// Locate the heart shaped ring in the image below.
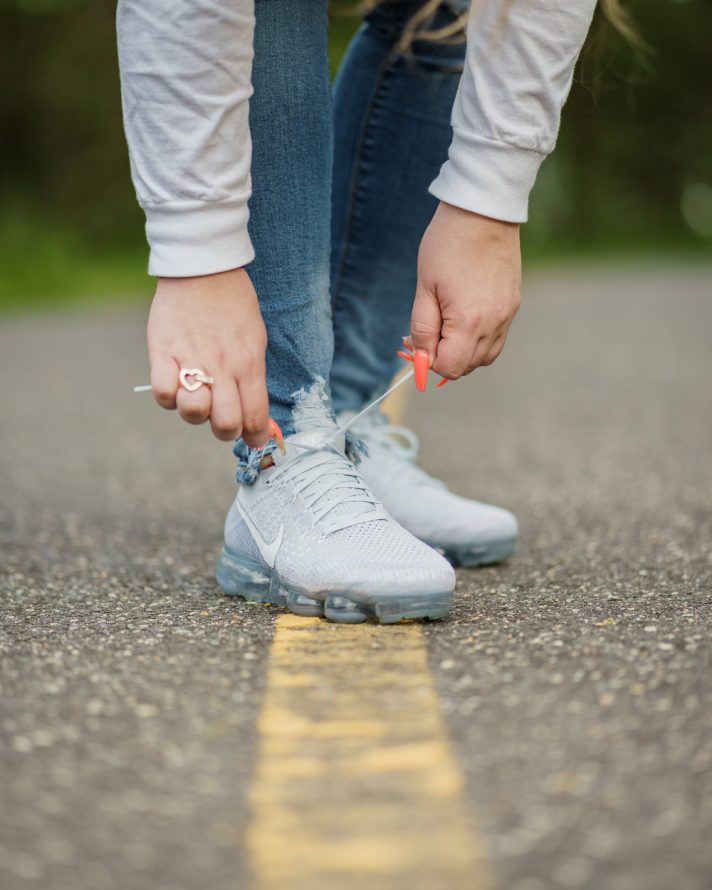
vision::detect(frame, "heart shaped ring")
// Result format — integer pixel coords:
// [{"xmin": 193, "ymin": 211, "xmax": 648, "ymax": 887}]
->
[{"xmin": 179, "ymin": 368, "xmax": 215, "ymax": 392}]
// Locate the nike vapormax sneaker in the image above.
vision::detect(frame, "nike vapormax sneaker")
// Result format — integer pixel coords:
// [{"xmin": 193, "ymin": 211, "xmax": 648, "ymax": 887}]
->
[
  {"xmin": 339, "ymin": 410, "xmax": 518, "ymax": 567},
  {"xmin": 216, "ymin": 427, "xmax": 455, "ymax": 624}
]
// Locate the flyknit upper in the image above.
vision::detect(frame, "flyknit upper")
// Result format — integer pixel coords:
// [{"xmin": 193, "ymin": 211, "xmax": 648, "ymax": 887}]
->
[
  {"xmin": 224, "ymin": 427, "xmax": 455, "ymax": 600},
  {"xmin": 341, "ymin": 410, "xmax": 518, "ymax": 549}
]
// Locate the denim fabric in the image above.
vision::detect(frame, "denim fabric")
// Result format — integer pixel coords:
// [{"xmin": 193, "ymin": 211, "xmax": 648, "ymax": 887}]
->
[
  {"xmin": 330, "ymin": 0, "xmax": 467, "ymax": 413},
  {"xmin": 247, "ymin": 0, "xmax": 335, "ymax": 434},
  {"xmin": 245, "ymin": 0, "xmax": 466, "ymax": 437}
]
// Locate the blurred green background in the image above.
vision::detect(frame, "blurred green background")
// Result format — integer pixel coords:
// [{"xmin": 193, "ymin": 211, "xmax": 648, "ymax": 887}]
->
[{"xmin": 0, "ymin": 0, "xmax": 710, "ymax": 312}]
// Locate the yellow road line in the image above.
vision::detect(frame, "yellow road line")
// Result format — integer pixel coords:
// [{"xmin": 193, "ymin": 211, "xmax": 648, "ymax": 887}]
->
[{"xmin": 247, "ymin": 615, "xmax": 491, "ymax": 890}]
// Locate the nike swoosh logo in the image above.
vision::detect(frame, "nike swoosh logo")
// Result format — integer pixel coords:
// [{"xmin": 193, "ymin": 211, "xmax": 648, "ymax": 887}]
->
[{"xmin": 236, "ymin": 501, "xmax": 284, "ymax": 569}]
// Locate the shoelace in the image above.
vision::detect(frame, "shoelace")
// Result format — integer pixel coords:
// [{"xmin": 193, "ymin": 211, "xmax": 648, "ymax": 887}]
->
[
  {"xmin": 357, "ymin": 417, "xmax": 448, "ymax": 491},
  {"xmin": 266, "ymin": 444, "xmax": 386, "ymax": 535},
  {"xmin": 259, "ymin": 367, "xmax": 418, "ymax": 534}
]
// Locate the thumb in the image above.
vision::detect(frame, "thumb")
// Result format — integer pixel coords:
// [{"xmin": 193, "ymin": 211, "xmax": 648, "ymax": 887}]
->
[{"xmin": 409, "ymin": 281, "xmax": 442, "ymax": 367}]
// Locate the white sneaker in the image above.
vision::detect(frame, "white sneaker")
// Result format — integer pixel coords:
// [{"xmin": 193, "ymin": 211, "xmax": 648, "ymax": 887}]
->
[
  {"xmin": 340, "ymin": 410, "xmax": 518, "ymax": 567},
  {"xmin": 216, "ymin": 426, "xmax": 455, "ymax": 623}
]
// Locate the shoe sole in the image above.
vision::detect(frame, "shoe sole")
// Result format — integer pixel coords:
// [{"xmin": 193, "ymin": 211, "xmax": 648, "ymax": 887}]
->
[
  {"xmin": 216, "ymin": 546, "xmax": 452, "ymax": 625},
  {"xmin": 441, "ymin": 537, "xmax": 516, "ymax": 568}
]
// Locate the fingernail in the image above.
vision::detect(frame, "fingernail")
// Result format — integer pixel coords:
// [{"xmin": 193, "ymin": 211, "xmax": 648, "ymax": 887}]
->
[
  {"xmin": 396, "ymin": 350, "xmax": 414, "ymax": 362},
  {"xmin": 436, "ymin": 377, "xmax": 449, "ymax": 388},
  {"xmin": 414, "ymin": 349, "xmax": 429, "ymax": 392},
  {"xmin": 268, "ymin": 417, "xmax": 286, "ymax": 454}
]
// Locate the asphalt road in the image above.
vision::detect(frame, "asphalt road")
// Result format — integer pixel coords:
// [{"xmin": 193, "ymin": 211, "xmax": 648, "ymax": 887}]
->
[{"xmin": 1, "ymin": 261, "xmax": 711, "ymax": 889}]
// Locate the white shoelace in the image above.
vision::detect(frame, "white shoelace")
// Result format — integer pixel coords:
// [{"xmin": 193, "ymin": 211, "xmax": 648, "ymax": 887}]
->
[
  {"xmin": 266, "ymin": 445, "xmax": 386, "ymax": 535},
  {"xmin": 259, "ymin": 367, "xmax": 418, "ymax": 535},
  {"xmin": 357, "ymin": 416, "xmax": 448, "ymax": 491}
]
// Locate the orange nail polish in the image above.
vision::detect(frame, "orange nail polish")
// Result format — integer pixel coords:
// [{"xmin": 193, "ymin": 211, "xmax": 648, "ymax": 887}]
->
[
  {"xmin": 397, "ymin": 350, "xmax": 414, "ymax": 362},
  {"xmin": 268, "ymin": 417, "xmax": 286, "ymax": 454},
  {"xmin": 414, "ymin": 349, "xmax": 429, "ymax": 392},
  {"xmin": 436, "ymin": 377, "xmax": 449, "ymax": 388}
]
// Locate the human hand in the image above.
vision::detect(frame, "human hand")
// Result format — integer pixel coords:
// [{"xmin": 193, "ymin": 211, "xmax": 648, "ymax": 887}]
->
[
  {"xmin": 147, "ymin": 267, "xmax": 271, "ymax": 446},
  {"xmin": 410, "ymin": 201, "xmax": 522, "ymax": 380}
]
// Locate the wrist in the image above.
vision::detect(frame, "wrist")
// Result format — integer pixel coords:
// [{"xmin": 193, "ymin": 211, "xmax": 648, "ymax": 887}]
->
[
  {"xmin": 158, "ymin": 266, "xmax": 246, "ymax": 286},
  {"xmin": 437, "ymin": 201, "xmax": 520, "ymax": 232}
]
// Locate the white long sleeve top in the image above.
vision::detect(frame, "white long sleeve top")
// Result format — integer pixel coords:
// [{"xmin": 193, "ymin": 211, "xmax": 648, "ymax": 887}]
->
[{"xmin": 117, "ymin": 0, "xmax": 597, "ymax": 277}]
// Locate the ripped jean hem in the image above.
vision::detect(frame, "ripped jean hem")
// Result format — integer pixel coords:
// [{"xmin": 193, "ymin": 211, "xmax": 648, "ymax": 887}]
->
[
  {"xmin": 234, "ymin": 439, "xmax": 280, "ymax": 486},
  {"xmin": 233, "ymin": 432, "xmax": 368, "ymax": 486}
]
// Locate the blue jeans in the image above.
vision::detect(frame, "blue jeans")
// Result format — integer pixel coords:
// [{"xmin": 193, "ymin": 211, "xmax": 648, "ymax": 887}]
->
[{"xmin": 246, "ymin": 0, "xmax": 466, "ymax": 436}]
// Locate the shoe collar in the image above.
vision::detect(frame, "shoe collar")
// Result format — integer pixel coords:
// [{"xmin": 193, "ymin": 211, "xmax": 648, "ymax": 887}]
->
[
  {"xmin": 337, "ymin": 409, "xmax": 420, "ymax": 461},
  {"xmin": 275, "ymin": 425, "xmax": 346, "ymax": 466}
]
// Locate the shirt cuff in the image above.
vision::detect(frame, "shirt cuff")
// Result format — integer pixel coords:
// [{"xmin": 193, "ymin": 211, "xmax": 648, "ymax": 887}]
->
[
  {"xmin": 144, "ymin": 199, "xmax": 255, "ymax": 277},
  {"xmin": 429, "ymin": 128, "xmax": 545, "ymax": 224}
]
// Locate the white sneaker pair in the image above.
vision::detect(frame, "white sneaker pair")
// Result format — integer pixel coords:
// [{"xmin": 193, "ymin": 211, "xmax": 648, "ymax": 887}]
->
[{"xmin": 217, "ymin": 414, "xmax": 516, "ymax": 624}]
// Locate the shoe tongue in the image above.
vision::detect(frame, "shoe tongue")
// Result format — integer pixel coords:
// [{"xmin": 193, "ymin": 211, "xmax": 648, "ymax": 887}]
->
[
  {"xmin": 271, "ymin": 425, "xmax": 381, "ymax": 528},
  {"xmin": 275, "ymin": 426, "xmax": 345, "ymax": 465}
]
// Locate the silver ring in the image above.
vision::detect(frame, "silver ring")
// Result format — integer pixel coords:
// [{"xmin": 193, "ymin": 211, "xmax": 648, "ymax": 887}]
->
[{"xmin": 179, "ymin": 367, "xmax": 215, "ymax": 392}]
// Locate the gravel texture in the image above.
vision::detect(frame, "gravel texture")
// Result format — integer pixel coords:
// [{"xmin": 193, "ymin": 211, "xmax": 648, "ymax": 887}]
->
[{"xmin": 1, "ymin": 262, "xmax": 711, "ymax": 889}]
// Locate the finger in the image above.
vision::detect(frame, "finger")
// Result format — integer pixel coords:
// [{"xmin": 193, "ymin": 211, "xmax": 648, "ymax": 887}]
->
[
  {"xmin": 176, "ymin": 381, "xmax": 212, "ymax": 425},
  {"xmin": 469, "ymin": 334, "xmax": 495, "ymax": 371},
  {"xmin": 210, "ymin": 377, "xmax": 243, "ymax": 441},
  {"xmin": 432, "ymin": 332, "xmax": 482, "ymax": 380},
  {"xmin": 409, "ymin": 282, "xmax": 442, "ymax": 367},
  {"xmin": 237, "ymin": 363, "xmax": 270, "ymax": 448},
  {"xmin": 482, "ymin": 332, "xmax": 507, "ymax": 367},
  {"xmin": 150, "ymin": 354, "xmax": 179, "ymax": 409}
]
